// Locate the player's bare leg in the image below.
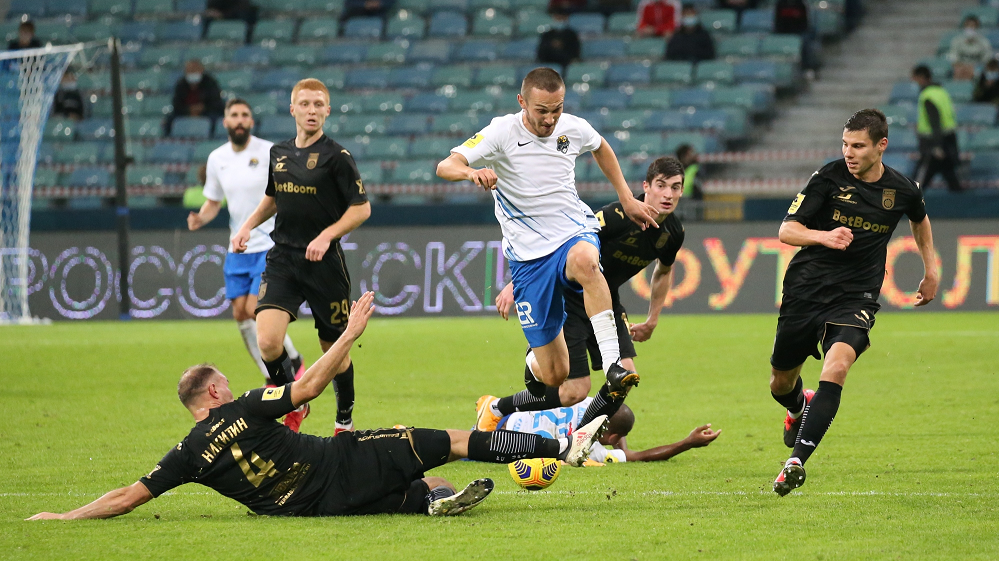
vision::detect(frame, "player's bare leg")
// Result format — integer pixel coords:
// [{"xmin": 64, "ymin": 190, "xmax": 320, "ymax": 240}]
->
[
  {"xmin": 234, "ymin": 295, "xmax": 302, "ymax": 383},
  {"xmin": 321, "ymin": 338, "xmax": 355, "ymax": 434},
  {"xmin": 528, "ymin": 333, "xmax": 571, "ymax": 387}
]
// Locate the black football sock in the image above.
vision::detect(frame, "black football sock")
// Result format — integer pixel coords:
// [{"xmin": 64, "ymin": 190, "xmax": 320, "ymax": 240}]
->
[
  {"xmin": 791, "ymin": 380, "xmax": 842, "ymax": 465},
  {"xmin": 466, "ymin": 430, "xmax": 560, "ymax": 463},
  {"xmin": 333, "ymin": 363, "xmax": 355, "ymax": 424},
  {"xmin": 263, "ymin": 350, "xmax": 294, "ymax": 386},
  {"xmin": 772, "ymin": 375, "xmax": 805, "ymax": 414},
  {"xmin": 524, "ymin": 364, "xmax": 547, "ymax": 397},
  {"xmin": 422, "ymin": 486, "xmax": 455, "ymax": 515},
  {"xmin": 578, "ymin": 384, "xmax": 625, "ymax": 428},
  {"xmin": 496, "ymin": 386, "xmax": 562, "ymax": 416}
]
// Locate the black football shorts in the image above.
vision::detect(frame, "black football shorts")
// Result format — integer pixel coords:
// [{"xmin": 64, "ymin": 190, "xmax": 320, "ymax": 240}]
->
[
  {"xmin": 255, "ymin": 243, "xmax": 352, "ymax": 342},
  {"xmin": 564, "ymin": 292, "xmax": 637, "ymax": 379},
  {"xmin": 770, "ymin": 296, "xmax": 881, "ymax": 371}
]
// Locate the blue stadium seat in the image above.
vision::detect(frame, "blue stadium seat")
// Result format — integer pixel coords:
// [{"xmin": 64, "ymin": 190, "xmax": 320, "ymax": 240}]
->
[
  {"xmin": 258, "ymin": 117, "xmax": 298, "ymax": 140},
  {"xmin": 450, "ymin": 91, "xmax": 496, "ymax": 111},
  {"xmin": 124, "ymin": 71, "xmax": 163, "ymax": 93},
  {"xmin": 885, "ymin": 127, "xmax": 917, "ymax": 152},
  {"xmin": 171, "ymin": 117, "xmax": 212, "ymax": 139},
  {"xmin": 148, "ymin": 142, "xmax": 193, "ymax": 163},
  {"xmin": 134, "ymin": 0, "xmax": 171, "ymax": 16},
  {"xmin": 48, "ymin": 0, "xmax": 88, "ymax": 18},
  {"xmin": 739, "ymin": 8, "xmax": 774, "ymax": 33},
  {"xmin": 71, "ymin": 21, "xmax": 119, "ymax": 42},
  {"xmin": 186, "ymin": 44, "xmax": 232, "ymax": 67},
  {"xmin": 298, "ymin": 0, "xmax": 346, "ymax": 13},
  {"xmin": 568, "ymin": 13, "xmax": 605, "ymax": 35},
  {"xmin": 389, "ymin": 160, "xmax": 440, "ymax": 183},
  {"xmin": 66, "ymin": 197, "xmax": 108, "ymax": 210},
  {"xmin": 943, "ymin": 80, "xmax": 974, "ymax": 103},
  {"xmin": 585, "ymin": 89, "xmax": 629, "ymax": 110},
  {"xmin": 157, "ymin": 21, "xmax": 203, "ymax": 43},
  {"xmin": 343, "ymin": 16, "xmax": 384, "ymax": 39},
  {"xmin": 216, "ymin": 69, "xmax": 254, "ymax": 91},
  {"xmin": 9, "ymin": 0, "xmax": 46, "ymax": 19},
  {"xmin": 299, "ymin": 18, "xmax": 341, "ymax": 41},
  {"xmin": 644, "ymin": 110, "xmax": 687, "ymax": 131},
  {"xmin": 257, "ymin": 68, "xmax": 305, "ymax": 91},
  {"xmin": 367, "ymin": 137, "xmax": 411, "ymax": 159},
  {"xmin": 969, "ymin": 128, "xmax": 999, "ymax": 151},
  {"xmin": 956, "ymin": 103, "xmax": 997, "ymax": 127},
  {"xmin": 684, "ymin": 108, "xmax": 729, "ymax": 132},
  {"xmin": 272, "ymin": 45, "xmax": 319, "ymax": 66},
  {"xmin": 89, "ymin": 0, "xmax": 131, "ymax": 17},
  {"xmin": 663, "ymin": 131, "xmax": 720, "ymax": 154},
  {"xmin": 406, "ymin": 92, "xmax": 449, "ymax": 113},
  {"xmin": 472, "ymin": 10, "xmax": 514, "ymax": 37},
  {"xmin": 733, "ymin": 60, "xmax": 778, "ymax": 84},
  {"xmin": 629, "ymin": 89, "xmax": 671, "ymax": 109},
  {"xmin": 429, "ymin": 12, "xmax": 468, "ymax": 37},
  {"xmin": 339, "ymin": 115, "xmax": 385, "ymax": 136},
  {"xmin": 408, "ymin": 137, "xmax": 459, "ymax": 159},
  {"xmin": 44, "ymin": 119, "xmax": 76, "ymax": 142},
  {"xmin": 470, "ymin": 0, "xmax": 510, "ymax": 10},
  {"xmin": 882, "ymin": 153, "xmax": 916, "ymax": 177},
  {"xmin": 671, "ymin": 88, "xmax": 714, "ymax": 108},
  {"xmin": 407, "ymin": 40, "xmax": 452, "ymax": 64},
  {"xmin": 363, "ymin": 92, "xmax": 406, "ymax": 113},
  {"xmin": 33, "ymin": 168, "xmax": 59, "ymax": 188},
  {"xmin": 140, "ymin": 46, "xmax": 186, "ymax": 69},
  {"xmin": 652, "ymin": 61, "xmax": 693, "ymax": 85},
  {"xmin": 127, "ymin": 165, "xmax": 166, "ymax": 187},
  {"xmin": 389, "ymin": 66, "xmax": 434, "ymax": 88},
  {"xmin": 500, "ymin": 37, "xmax": 538, "ymax": 60},
  {"xmin": 387, "ymin": 114, "xmax": 431, "ymax": 135},
  {"xmin": 516, "ymin": 11, "xmax": 554, "ymax": 37},
  {"xmin": 888, "ymin": 81, "xmax": 920, "ymax": 105},
  {"xmin": 118, "ymin": 22, "xmax": 157, "ymax": 43},
  {"xmin": 760, "ymin": 34, "xmax": 802, "ymax": 61},
  {"xmin": 474, "ymin": 64, "xmax": 518, "ymax": 87},
  {"xmin": 627, "ymin": 38, "xmax": 665, "ymax": 58},
  {"xmin": 253, "ymin": 19, "xmax": 296, "ymax": 42},
  {"xmin": 961, "ymin": 6, "xmax": 999, "ymax": 28},
  {"xmin": 316, "ymin": 66, "xmax": 347, "ymax": 90},
  {"xmin": 67, "ymin": 167, "xmax": 111, "ymax": 187},
  {"xmin": 565, "ymin": 62, "xmax": 607, "ymax": 86},
  {"xmin": 346, "ymin": 68, "xmax": 391, "ymax": 89},
  {"xmin": 431, "ymin": 65, "xmax": 473, "ymax": 87},
  {"xmin": 603, "ymin": 109, "xmax": 647, "ymax": 131},
  {"xmin": 701, "ymin": 9, "xmax": 737, "ymax": 32},
  {"xmin": 386, "ymin": 13, "xmax": 427, "ymax": 39},
  {"xmin": 880, "ymin": 104, "xmax": 918, "ymax": 127},
  {"xmin": 206, "ymin": 20, "xmax": 247, "ymax": 43},
  {"xmin": 717, "ymin": 34, "xmax": 760, "ymax": 58},
  {"xmin": 355, "ymin": 161, "xmax": 384, "ymax": 184},
  {"xmin": 607, "ymin": 63, "xmax": 651, "ymax": 85},
  {"xmin": 456, "ymin": 40, "xmax": 498, "ymax": 62},
  {"xmin": 582, "ymin": 38, "xmax": 627, "ymax": 60},
  {"xmin": 695, "ymin": 61, "xmax": 735, "ymax": 84},
  {"xmin": 176, "ymin": 0, "xmax": 207, "ymax": 12},
  {"xmin": 430, "ymin": 113, "xmax": 483, "ymax": 135},
  {"xmin": 618, "ymin": 132, "xmax": 663, "ymax": 155},
  {"xmin": 52, "ymin": 142, "xmax": 102, "ymax": 165},
  {"xmin": 76, "ymin": 119, "xmax": 115, "ymax": 140},
  {"xmin": 365, "ymin": 42, "xmax": 408, "ymax": 64},
  {"xmin": 321, "ymin": 43, "xmax": 367, "ymax": 64},
  {"xmin": 396, "ymin": 0, "xmax": 432, "ymax": 15},
  {"xmin": 430, "ymin": 0, "xmax": 469, "ymax": 11},
  {"xmin": 607, "ymin": 12, "xmax": 636, "ymax": 34}
]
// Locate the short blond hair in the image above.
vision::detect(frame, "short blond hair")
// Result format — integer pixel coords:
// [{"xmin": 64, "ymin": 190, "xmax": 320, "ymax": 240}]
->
[{"xmin": 291, "ymin": 78, "xmax": 329, "ymax": 103}]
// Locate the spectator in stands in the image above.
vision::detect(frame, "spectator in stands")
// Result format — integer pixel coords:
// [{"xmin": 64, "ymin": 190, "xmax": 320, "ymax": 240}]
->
[
  {"xmin": 341, "ymin": 0, "xmax": 396, "ymax": 21},
  {"xmin": 204, "ymin": 0, "xmax": 259, "ymax": 44},
  {"xmin": 973, "ymin": 59, "xmax": 999, "ymax": 105},
  {"xmin": 774, "ymin": 0, "xmax": 819, "ymax": 78},
  {"xmin": 948, "ymin": 15, "xmax": 992, "ymax": 81},
  {"xmin": 636, "ymin": 0, "xmax": 680, "ymax": 37},
  {"xmin": 665, "ymin": 4, "xmax": 716, "ymax": 63},
  {"xmin": 7, "ymin": 21, "xmax": 42, "ymax": 50},
  {"xmin": 716, "ymin": 0, "xmax": 758, "ymax": 24},
  {"xmin": 52, "ymin": 70, "xmax": 84, "ymax": 121},
  {"xmin": 537, "ymin": 6, "xmax": 581, "ymax": 73},
  {"xmin": 167, "ymin": 60, "xmax": 225, "ymax": 137},
  {"xmin": 676, "ymin": 144, "xmax": 703, "ymax": 201},
  {"xmin": 912, "ymin": 64, "xmax": 962, "ymax": 192}
]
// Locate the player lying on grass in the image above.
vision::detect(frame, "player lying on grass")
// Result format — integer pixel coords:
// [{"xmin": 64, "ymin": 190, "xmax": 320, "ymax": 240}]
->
[
  {"xmin": 491, "ymin": 396, "xmax": 720, "ymax": 464},
  {"xmin": 27, "ymin": 293, "xmax": 608, "ymax": 520}
]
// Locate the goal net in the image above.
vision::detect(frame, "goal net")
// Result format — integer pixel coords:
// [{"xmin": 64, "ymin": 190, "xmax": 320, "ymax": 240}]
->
[{"xmin": 0, "ymin": 43, "xmax": 83, "ymax": 324}]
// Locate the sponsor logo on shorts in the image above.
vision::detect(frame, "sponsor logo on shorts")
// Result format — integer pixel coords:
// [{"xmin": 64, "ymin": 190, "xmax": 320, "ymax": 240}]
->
[{"xmin": 516, "ymin": 301, "xmax": 536, "ymax": 327}]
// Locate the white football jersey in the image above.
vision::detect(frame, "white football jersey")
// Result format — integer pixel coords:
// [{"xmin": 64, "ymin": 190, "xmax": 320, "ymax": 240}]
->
[
  {"xmin": 504, "ymin": 397, "xmax": 627, "ymax": 463},
  {"xmin": 451, "ymin": 111, "xmax": 602, "ymax": 262},
  {"xmin": 203, "ymin": 135, "xmax": 275, "ymax": 254}
]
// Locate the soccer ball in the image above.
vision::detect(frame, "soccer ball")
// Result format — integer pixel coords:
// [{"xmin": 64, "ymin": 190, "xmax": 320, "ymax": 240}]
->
[{"xmin": 508, "ymin": 457, "xmax": 561, "ymax": 490}]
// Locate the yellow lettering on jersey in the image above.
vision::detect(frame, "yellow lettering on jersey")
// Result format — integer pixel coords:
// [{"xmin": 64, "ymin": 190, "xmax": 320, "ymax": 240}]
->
[
  {"xmin": 595, "ymin": 210, "xmax": 605, "ymax": 227},
  {"xmin": 830, "ymin": 209, "xmax": 891, "ymax": 233},
  {"xmin": 787, "ymin": 193, "xmax": 805, "ymax": 214},
  {"xmin": 274, "ymin": 162, "xmax": 287, "ymax": 172},
  {"xmin": 462, "ymin": 134, "xmax": 484, "ymax": 149},
  {"xmin": 262, "ymin": 386, "xmax": 285, "ymax": 401},
  {"xmin": 274, "ymin": 182, "xmax": 317, "ymax": 194}
]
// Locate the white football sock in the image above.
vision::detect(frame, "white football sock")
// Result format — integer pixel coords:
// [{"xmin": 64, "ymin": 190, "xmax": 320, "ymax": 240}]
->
[
  {"xmin": 557, "ymin": 438, "xmax": 569, "ymax": 455},
  {"xmin": 489, "ymin": 399, "xmax": 502, "ymax": 418},
  {"xmin": 283, "ymin": 333, "xmax": 300, "ymax": 360},
  {"xmin": 589, "ymin": 310, "xmax": 621, "ymax": 372},
  {"xmin": 237, "ymin": 319, "xmax": 269, "ymax": 379},
  {"xmin": 526, "ymin": 350, "xmax": 541, "ymax": 382}
]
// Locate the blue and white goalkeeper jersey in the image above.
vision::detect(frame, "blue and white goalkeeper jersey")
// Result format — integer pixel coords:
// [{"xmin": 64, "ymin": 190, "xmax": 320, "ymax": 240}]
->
[{"xmin": 451, "ymin": 111, "xmax": 602, "ymax": 262}]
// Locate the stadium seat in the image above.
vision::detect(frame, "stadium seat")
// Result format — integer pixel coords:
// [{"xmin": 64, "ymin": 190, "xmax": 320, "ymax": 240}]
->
[
  {"xmin": 473, "ymin": 64, "xmax": 518, "ymax": 87},
  {"xmin": 126, "ymin": 119, "xmax": 163, "ymax": 138},
  {"xmin": 565, "ymin": 62, "xmax": 607, "ymax": 87},
  {"xmin": 714, "ymin": 85, "xmax": 762, "ymax": 112},
  {"xmin": 695, "ymin": 61, "xmax": 735, "ymax": 84},
  {"xmin": 880, "ymin": 104, "xmax": 917, "ymax": 128},
  {"xmin": 299, "ymin": 18, "xmax": 340, "ymax": 41},
  {"xmin": 663, "ymin": 131, "xmax": 719, "ymax": 153},
  {"xmin": 627, "ymin": 38, "xmax": 665, "ymax": 58},
  {"xmin": 176, "ymin": 0, "xmax": 207, "ymax": 14},
  {"xmin": 888, "ymin": 81, "xmax": 920, "ymax": 105},
  {"xmin": 969, "ymin": 128, "xmax": 999, "ymax": 151},
  {"xmin": 258, "ymin": 118, "xmax": 298, "ymax": 140},
  {"xmin": 89, "ymin": 0, "xmax": 131, "ymax": 17},
  {"xmin": 33, "ymin": 167, "xmax": 60, "ymax": 188},
  {"xmin": 206, "ymin": 21, "xmax": 248, "ymax": 43},
  {"xmin": 618, "ymin": 132, "xmax": 663, "ymax": 155},
  {"xmin": 603, "ymin": 109, "xmax": 648, "ymax": 131},
  {"xmin": 365, "ymin": 42, "xmax": 408, "ymax": 64},
  {"xmin": 582, "ymin": 38, "xmax": 627, "ymax": 60},
  {"xmin": 362, "ymin": 92, "xmax": 406, "ymax": 113},
  {"xmin": 701, "ymin": 9, "xmax": 737, "ymax": 32},
  {"xmin": 473, "ymin": 10, "xmax": 514, "ymax": 37},
  {"xmin": 389, "ymin": 66, "xmax": 433, "ymax": 88},
  {"xmin": 315, "ymin": 66, "xmax": 347, "ymax": 90},
  {"xmin": 253, "ymin": 19, "xmax": 296, "ymax": 43},
  {"xmin": 118, "ymin": 22, "xmax": 157, "ymax": 43},
  {"xmin": 157, "ymin": 21, "xmax": 203, "ymax": 43},
  {"xmin": 760, "ymin": 34, "xmax": 802, "ymax": 61},
  {"xmin": 586, "ymin": 89, "xmax": 629, "ymax": 110},
  {"xmin": 330, "ymin": 94, "xmax": 364, "ymax": 114},
  {"xmin": 882, "ymin": 127, "xmax": 917, "ymax": 152},
  {"xmin": 272, "ymin": 45, "xmax": 318, "ymax": 66},
  {"xmin": 733, "ymin": 60, "xmax": 778, "ymax": 84},
  {"xmin": 430, "ymin": 113, "xmax": 482, "ymax": 135},
  {"xmin": 739, "ymin": 8, "xmax": 774, "ymax": 33},
  {"xmin": 139, "ymin": 46, "xmax": 185, "ymax": 69},
  {"xmin": 185, "ymin": 44, "xmax": 231, "ymax": 67},
  {"xmin": 430, "ymin": 0, "xmax": 469, "ymax": 11},
  {"xmin": 72, "ymin": 21, "xmax": 119, "ymax": 42},
  {"xmin": 320, "ymin": 43, "xmax": 366, "ymax": 64},
  {"xmin": 124, "ymin": 71, "xmax": 162, "ymax": 93},
  {"xmin": 428, "ymin": 12, "xmax": 468, "ymax": 37},
  {"xmin": 67, "ymin": 167, "xmax": 111, "ymax": 187},
  {"xmin": 192, "ymin": 141, "xmax": 218, "ymax": 161},
  {"xmin": 134, "ymin": 0, "xmax": 173, "ymax": 16},
  {"xmin": 339, "ymin": 115, "xmax": 386, "ymax": 135},
  {"xmin": 367, "ymin": 137, "xmax": 412, "ymax": 160},
  {"xmin": 629, "ymin": 89, "xmax": 671, "ymax": 109},
  {"xmin": 652, "ymin": 61, "xmax": 693, "ymax": 85},
  {"xmin": 882, "ymin": 153, "xmax": 916, "ymax": 177},
  {"xmin": 685, "ymin": 108, "xmax": 729, "ymax": 132},
  {"xmin": 569, "ymin": 13, "xmax": 605, "ymax": 36},
  {"xmin": 386, "ymin": 13, "xmax": 427, "ymax": 39},
  {"xmin": 171, "ymin": 117, "xmax": 212, "ymax": 139},
  {"xmin": 500, "ymin": 38, "xmax": 538, "ymax": 60},
  {"xmin": 408, "ymin": 136, "xmax": 457, "ymax": 159},
  {"xmin": 431, "ymin": 65, "xmax": 473, "ymax": 87},
  {"xmin": 943, "ymin": 80, "xmax": 974, "ymax": 104},
  {"xmin": 77, "ymin": 119, "xmax": 115, "ymax": 140},
  {"xmin": 607, "ymin": 12, "xmax": 636, "ymax": 34},
  {"xmin": 644, "ymin": 110, "xmax": 687, "ymax": 131},
  {"xmin": 388, "ymin": 160, "xmax": 439, "ymax": 183},
  {"xmin": 386, "ymin": 114, "xmax": 431, "ymax": 135},
  {"xmin": 240, "ymin": 93, "xmax": 279, "ymax": 116},
  {"xmin": 516, "ymin": 11, "xmax": 554, "ymax": 37},
  {"xmin": 917, "ymin": 57, "xmax": 951, "ymax": 82},
  {"xmin": 127, "ymin": 165, "xmax": 167, "ymax": 187},
  {"xmin": 232, "ymin": 46, "xmax": 272, "ymax": 66},
  {"xmin": 407, "ymin": 40, "xmax": 452, "ymax": 64},
  {"xmin": 671, "ymin": 88, "xmax": 714, "ymax": 108},
  {"xmin": 299, "ymin": 0, "xmax": 345, "ymax": 13},
  {"xmin": 355, "ymin": 161, "xmax": 384, "ymax": 184},
  {"xmin": 343, "ymin": 16, "xmax": 384, "ymax": 40},
  {"xmin": 608, "ymin": 63, "xmax": 651, "ymax": 85},
  {"xmin": 406, "ymin": 92, "xmax": 449, "ymax": 112},
  {"xmin": 961, "ymin": 6, "xmax": 999, "ymax": 28},
  {"xmin": 215, "ymin": 69, "xmax": 254, "ymax": 92},
  {"xmin": 8, "ymin": 0, "xmax": 45, "ymax": 18},
  {"xmin": 52, "ymin": 142, "xmax": 102, "ymax": 165},
  {"xmin": 956, "ymin": 103, "xmax": 997, "ymax": 127},
  {"xmin": 450, "ymin": 91, "xmax": 496, "ymax": 111},
  {"xmin": 397, "ymin": 0, "xmax": 432, "ymax": 14},
  {"xmin": 34, "ymin": 21, "xmax": 73, "ymax": 43},
  {"xmin": 257, "ymin": 68, "xmax": 304, "ymax": 91},
  {"xmin": 456, "ymin": 40, "xmax": 498, "ymax": 62},
  {"xmin": 346, "ymin": 68, "xmax": 391, "ymax": 89},
  {"xmin": 43, "ymin": 119, "xmax": 76, "ymax": 142},
  {"xmin": 470, "ymin": 0, "xmax": 510, "ymax": 11},
  {"xmin": 511, "ymin": 0, "xmax": 546, "ymax": 10},
  {"xmin": 717, "ymin": 34, "xmax": 760, "ymax": 58},
  {"xmin": 935, "ymin": 30, "xmax": 960, "ymax": 57}
]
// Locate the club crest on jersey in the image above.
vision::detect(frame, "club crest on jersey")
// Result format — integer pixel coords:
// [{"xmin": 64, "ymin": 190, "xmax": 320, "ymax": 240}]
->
[
  {"xmin": 882, "ymin": 189, "xmax": 896, "ymax": 209},
  {"xmin": 556, "ymin": 135, "xmax": 569, "ymax": 154},
  {"xmin": 249, "ymin": 158, "xmax": 259, "ymax": 168},
  {"xmin": 307, "ymin": 153, "xmax": 319, "ymax": 169},
  {"xmin": 656, "ymin": 231, "xmax": 671, "ymax": 249}
]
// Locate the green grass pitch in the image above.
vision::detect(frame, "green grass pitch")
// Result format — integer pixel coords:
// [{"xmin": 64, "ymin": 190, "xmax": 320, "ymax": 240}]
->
[{"xmin": 3, "ymin": 312, "xmax": 997, "ymax": 560}]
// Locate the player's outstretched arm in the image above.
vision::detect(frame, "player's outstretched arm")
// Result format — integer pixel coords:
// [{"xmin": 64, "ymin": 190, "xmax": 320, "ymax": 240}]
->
[
  {"xmin": 910, "ymin": 216, "xmax": 939, "ymax": 307},
  {"xmin": 779, "ymin": 220, "xmax": 853, "ymax": 250},
  {"xmin": 436, "ymin": 152, "xmax": 497, "ymax": 190},
  {"xmin": 495, "ymin": 282, "xmax": 515, "ymax": 320},
  {"xmin": 187, "ymin": 199, "xmax": 222, "ymax": 231},
  {"xmin": 232, "ymin": 195, "xmax": 277, "ymax": 253},
  {"xmin": 622, "ymin": 424, "xmax": 721, "ymax": 462},
  {"xmin": 591, "ymin": 138, "xmax": 658, "ymax": 230},
  {"xmin": 631, "ymin": 262, "xmax": 672, "ymax": 342},
  {"xmin": 306, "ymin": 202, "xmax": 372, "ymax": 261},
  {"xmin": 26, "ymin": 481, "xmax": 153, "ymax": 521},
  {"xmin": 291, "ymin": 292, "xmax": 375, "ymax": 406}
]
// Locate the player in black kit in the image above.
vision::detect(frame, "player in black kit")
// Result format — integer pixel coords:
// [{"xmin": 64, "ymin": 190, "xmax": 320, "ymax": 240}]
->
[
  {"xmin": 234, "ymin": 79, "xmax": 370, "ymax": 435},
  {"xmin": 475, "ymin": 157, "xmax": 686, "ymax": 432},
  {"xmin": 27, "ymin": 293, "xmax": 609, "ymax": 520},
  {"xmin": 770, "ymin": 109, "xmax": 939, "ymax": 496}
]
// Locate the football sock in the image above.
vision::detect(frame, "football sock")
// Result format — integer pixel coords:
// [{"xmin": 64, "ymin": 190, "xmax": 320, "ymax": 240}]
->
[
  {"xmin": 524, "ymin": 351, "xmax": 546, "ymax": 397},
  {"xmin": 773, "ymin": 376, "xmax": 806, "ymax": 418},
  {"xmin": 496, "ymin": 386, "xmax": 562, "ymax": 416},
  {"xmin": 590, "ymin": 310, "xmax": 621, "ymax": 373},
  {"xmin": 263, "ymin": 349, "xmax": 295, "ymax": 386},
  {"xmin": 236, "ymin": 319, "xmax": 269, "ymax": 379},
  {"xmin": 578, "ymin": 384, "xmax": 625, "ymax": 428},
  {"xmin": 466, "ymin": 430, "xmax": 560, "ymax": 463},
  {"xmin": 333, "ymin": 363, "xmax": 355, "ymax": 424},
  {"xmin": 791, "ymin": 380, "xmax": 842, "ymax": 465},
  {"xmin": 422, "ymin": 486, "xmax": 455, "ymax": 515},
  {"xmin": 282, "ymin": 334, "xmax": 300, "ymax": 360}
]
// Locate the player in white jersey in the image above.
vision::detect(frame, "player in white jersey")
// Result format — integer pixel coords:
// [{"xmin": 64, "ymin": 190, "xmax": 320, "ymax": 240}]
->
[
  {"xmin": 437, "ymin": 67, "xmax": 660, "ymax": 401},
  {"xmin": 499, "ymin": 397, "xmax": 721, "ymax": 464},
  {"xmin": 187, "ymin": 98, "xmax": 303, "ymax": 387}
]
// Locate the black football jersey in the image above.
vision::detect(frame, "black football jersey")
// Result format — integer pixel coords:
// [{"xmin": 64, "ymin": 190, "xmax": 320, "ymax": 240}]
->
[
  {"xmin": 265, "ymin": 134, "xmax": 368, "ymax": 249},
  {"xmin": 781, "ymin": 159, "xmax": 927, "ymax": 303},
  {"xmin": 593, "ymin": 195, "xmax": 686, "ymax": 294},
  {"xmin": 139, "ymin": 385, "xmax": 339, "ymax": 516}
]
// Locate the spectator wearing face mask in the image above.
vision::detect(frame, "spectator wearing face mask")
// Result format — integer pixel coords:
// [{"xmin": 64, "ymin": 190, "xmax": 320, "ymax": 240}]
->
[
  {"xmin": 973, "ymin": 59, "xmax": 999, "ymax": 106},
  {"xmin": 53, "ymin": 70, "xmax": 85, "ymax": 121},
  {"xmin": 665, "ymin": 4, "xmax": 716, "ymax": 63},
  {"xmin": 167, "ymin": 60, "xmax": 225, "ymax": 137},
  {"xmin": 537, "ymin": 6, "xmax": 581, "ymax": 73},
  {"xmin": 948, "ymin": 15, "xmax": 992, "ymax": 81}
]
